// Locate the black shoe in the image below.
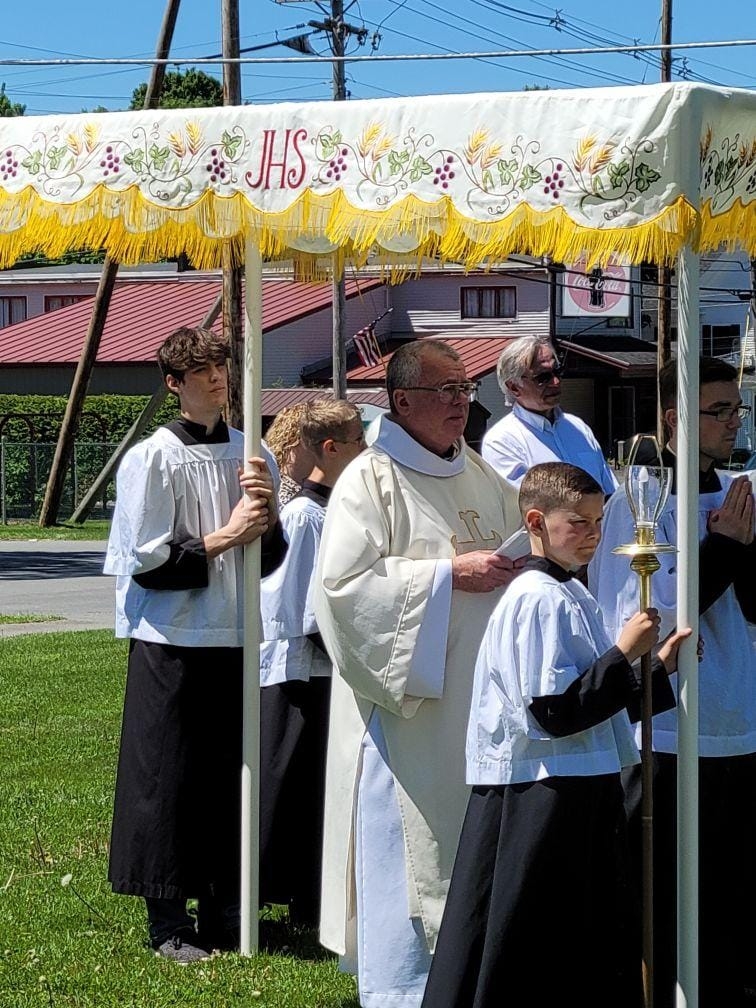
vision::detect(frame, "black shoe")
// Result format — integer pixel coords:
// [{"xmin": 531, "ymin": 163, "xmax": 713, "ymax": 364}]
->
[{"xmin": 198, "ymin": 927, "xmax": 239, "ymax": 954}]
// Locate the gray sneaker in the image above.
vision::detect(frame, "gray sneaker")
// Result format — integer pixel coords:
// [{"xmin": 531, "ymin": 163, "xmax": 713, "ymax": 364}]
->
[{"xmin": 155, "ymin": 931, "xmax": 211, "ymax": 964}]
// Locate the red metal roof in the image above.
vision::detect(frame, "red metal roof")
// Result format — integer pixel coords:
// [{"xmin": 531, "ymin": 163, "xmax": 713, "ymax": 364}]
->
[
  {"xmin": 262, "ymin": 387, "xmax": 388, "ymax": 413},
  {"xmin": 0, "ymin": 275, "xmax": 384, "ymax": 365},
  {"xmin": 347, "ymin": 334, "xmax": 517, "ymax": 382}
]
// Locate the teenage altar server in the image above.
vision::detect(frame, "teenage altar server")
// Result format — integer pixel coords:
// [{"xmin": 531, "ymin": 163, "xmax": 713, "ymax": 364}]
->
[
  {"xmin": 104, "ymin": 326, "xmax": 285, "ymax": 963},
  {"xmin": 589, "ymin": 356, "xmax": 756, "ymax": 1007},
  {"xmin": 314, "ymin": 339, "xmax": 523, "ymax": 1007},
  {"xmin": 422, "ymin": 462, "xmax": 688, "ymax": 1008},
  {"xmin": 259, "ymin": 399, "xmax": 365, "ymax": 927}
]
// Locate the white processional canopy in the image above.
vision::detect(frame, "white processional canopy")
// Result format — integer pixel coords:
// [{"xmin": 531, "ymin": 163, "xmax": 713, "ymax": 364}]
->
[
  {"xmin": 2, "ymin": 79, "xmax": 748, "ymax": 969},
  {"xmin": 0, "ymin": 80, "xmax": 754, "ymax": 273}
]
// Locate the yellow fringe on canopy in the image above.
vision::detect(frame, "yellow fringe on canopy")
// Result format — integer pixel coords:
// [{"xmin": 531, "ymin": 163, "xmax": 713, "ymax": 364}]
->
[
  {"xmin": 700, "ymin": 199, "xmax": 756, "ymax": 259},
  {"xmin": 0, "ymin": 182, "xmax": 704, "ymax": 279}
]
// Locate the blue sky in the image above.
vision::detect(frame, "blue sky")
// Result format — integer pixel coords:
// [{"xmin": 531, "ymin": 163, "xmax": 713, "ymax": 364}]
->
[{"xmin": 0, "ymin": 0, "xmax": 754, "ymax": 116}]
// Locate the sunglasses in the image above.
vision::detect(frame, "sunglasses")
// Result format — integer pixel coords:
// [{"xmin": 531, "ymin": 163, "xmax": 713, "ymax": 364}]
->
[{"xmin": 523, "ymin": 364, "xmax": 564, "ymax": 387}]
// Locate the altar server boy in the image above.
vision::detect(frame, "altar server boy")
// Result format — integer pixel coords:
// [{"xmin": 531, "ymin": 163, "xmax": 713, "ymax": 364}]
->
[
  {"xmin": 421, "ymin": 462, "xmax": 690, "ymax": 1008},
  {"xmin": 259, "ymin": 399, "xmax": 365, "ymax": 926}
]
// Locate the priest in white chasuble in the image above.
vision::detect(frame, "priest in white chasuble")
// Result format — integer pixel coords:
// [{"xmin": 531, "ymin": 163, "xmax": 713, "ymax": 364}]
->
[{"xmin": 314, "ymin": 339, "xmax": 523, "ymax": 1008}]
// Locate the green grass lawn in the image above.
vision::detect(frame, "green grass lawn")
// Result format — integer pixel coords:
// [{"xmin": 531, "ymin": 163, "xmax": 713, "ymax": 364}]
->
[
  {"xmin": 0, "ymin": 630, "xmax": 359, "ymax": 1008},
  {"xmin": 0, "ymin": 614, "xmax": 63, "ymax": 625},
  {"xmin": 0, "ymin": 521, "xmax": 111, "ymax": 541}
]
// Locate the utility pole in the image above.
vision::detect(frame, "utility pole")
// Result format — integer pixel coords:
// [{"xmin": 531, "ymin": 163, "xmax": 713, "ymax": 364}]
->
[
  {"xmin": 222, "ymin": 0, "xmax": 245, "ymax": 429},
  {"xmin": 309, "ymin": 3, "xmax": 367, "ymax": 398},
  {"xmin": 38, "ymin": 0, "xmax": 182, "ymax": 526},
  {"xmin": 656, "ymin": 0, "xmax": 673, "ymax": 441}
]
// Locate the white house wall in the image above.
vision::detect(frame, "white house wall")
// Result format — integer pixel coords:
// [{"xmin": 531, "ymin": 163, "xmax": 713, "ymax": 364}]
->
[{"xmin": 387, "ymin": 271, "xmax": 549, "ymax": 339}]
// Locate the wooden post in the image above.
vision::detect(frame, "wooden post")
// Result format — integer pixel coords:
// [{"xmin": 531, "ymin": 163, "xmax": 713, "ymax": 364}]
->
[
  {"xmin": 38, "ymin": 0, "xmax": 183, "ymax": 526},
  {"xmin": 331, "ymin": 0, "xmax": 347, "ymax": 398},
  {"xmin": 222, "ymin": 0, "xmax": 245, "ymax": 428}
]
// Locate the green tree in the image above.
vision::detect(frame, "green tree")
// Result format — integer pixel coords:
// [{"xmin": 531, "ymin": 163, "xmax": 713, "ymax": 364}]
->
[
  {"xmin": 129, "ymin": 68, "xmax": 223, "ymax": 110},
  {"xmin": 0, "ymin": 82, "xmax": 25, "ymax": 117}
]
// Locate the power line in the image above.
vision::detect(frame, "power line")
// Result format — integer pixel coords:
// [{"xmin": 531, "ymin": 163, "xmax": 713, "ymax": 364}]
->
[
  {"xmin": 0, "ymin": 38, "xmax": 755, "ymax": 66},
  {"xmin": 394, "ymin": 0, "xmax": 650, "ymax": 87}
]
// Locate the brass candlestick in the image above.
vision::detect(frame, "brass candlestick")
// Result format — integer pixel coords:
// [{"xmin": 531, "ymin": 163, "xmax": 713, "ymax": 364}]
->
[{"xmin": 613, "ymin": 436, "xmax": 675, "ymax": 1008}]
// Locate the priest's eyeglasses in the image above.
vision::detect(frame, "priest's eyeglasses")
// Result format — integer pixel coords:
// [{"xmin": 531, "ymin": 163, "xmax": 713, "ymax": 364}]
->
[
  {"xmin": 698, "ymin": 404, "xmax": 751, "ymax": 423},
  {"xmin": 403, "ymin": 381, "xmax": 480, "ymax": 403}
]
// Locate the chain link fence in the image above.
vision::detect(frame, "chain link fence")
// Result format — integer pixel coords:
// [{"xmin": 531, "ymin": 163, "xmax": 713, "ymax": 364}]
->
[{"xmin": 0, "ymin": 440, "xmax": 118, "ymax": 522}]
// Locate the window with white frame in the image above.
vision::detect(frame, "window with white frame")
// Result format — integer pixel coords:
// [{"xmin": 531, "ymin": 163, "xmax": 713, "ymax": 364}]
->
[
  {"xmin": 461, "ymin": 286, "xmax": 517, "ymax": 319},
  {"xmin": 0, "ymin": 296, "xmax": 27, "ymax": 327}
]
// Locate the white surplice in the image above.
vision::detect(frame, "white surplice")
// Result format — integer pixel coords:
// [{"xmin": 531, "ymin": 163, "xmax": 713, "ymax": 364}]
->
[
  {"xmin": 314, "ymin": 414, "xmax": 520, "ymax": 1003},
  {"xmin": 260, "ymin": 495, "xmax": 331, "ymax": 686},
  {"xmin": 589, "ymin": 482, "xmax": 756, "ymax": 756}
]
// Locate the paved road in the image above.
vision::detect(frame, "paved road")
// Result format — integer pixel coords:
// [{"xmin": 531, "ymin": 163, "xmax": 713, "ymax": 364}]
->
[{"xmin": 0, "ymin": 540, "xmax": 114, "ymax": 637}]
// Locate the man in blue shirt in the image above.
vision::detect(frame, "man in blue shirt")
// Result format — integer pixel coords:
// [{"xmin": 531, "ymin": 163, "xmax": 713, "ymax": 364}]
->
[{"xmin": 481, "ymin": 334, "xmax": 617, "ymax": 494}]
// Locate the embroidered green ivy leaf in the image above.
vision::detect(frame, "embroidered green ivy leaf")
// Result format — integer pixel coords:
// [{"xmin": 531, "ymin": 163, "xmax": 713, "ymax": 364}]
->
[
  {"xmin": 634, "ymin": 162, "xmax": 661, "ymax": 193},
  {"xmin": 320, "ymin": 131, "xmax": 342, "ymax": 159},
  {"xmin": 607, "ymin": 161, "xmax": 630, "ymax": 188},
  {"xmin": 46, "ymin": 146, "xmax": 69, "ymax": 171},
  {"xmin": 518, "ymin": 164, "xmax": 542, "ymax": 190},
  {"xmin": 409, "ymin": 156, "xmax": 433, "ymax": 182},
  {"xmin": 149, "ymin": 145, "xmax": 171, "ymax": 171},
  {"xmin": 124, "ymin": 149, "xmax": 145, "ymax": 171},
  {"xmin": 497, "ymin": 158, "xmax": 518, "ymax": 185},
  {"xmin": 388, "ymin": 149, "xmax": 410, "ymax": 175},
  {"xmin": 21, "ymin": 151, "xmax": 42, "ymax": 175},
  {"xmin": 222, "ymin": 131, "xmax": 242, "ymax": 160}
]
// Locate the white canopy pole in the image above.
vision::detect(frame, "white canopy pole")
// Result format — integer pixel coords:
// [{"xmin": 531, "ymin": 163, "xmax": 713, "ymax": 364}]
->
[
  {"xmin": 676, "ymin": 244, "xmax": 700, "ymax": 1008},
  {"xmin": 240, "ymin": 237, "xmax": 263, "ymax": 956}
]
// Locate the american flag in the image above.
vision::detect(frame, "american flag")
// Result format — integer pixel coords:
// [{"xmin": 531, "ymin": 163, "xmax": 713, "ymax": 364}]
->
[{"xmin": 353, "ymin": 324, "xmax": 383, "ymax": 368}]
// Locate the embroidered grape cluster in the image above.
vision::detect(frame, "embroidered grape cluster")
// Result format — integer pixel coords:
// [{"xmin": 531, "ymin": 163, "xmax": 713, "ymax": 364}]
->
[
  {"xmin": 703, "ymin": 162, "xmax": 715, "ymax": 187},
  {"xmin": 746, "ymin": 169, "xmax": 756, "ymax": 195},
  {"xmin": 325, "ymin": 149, "xmax": 349, "ymax": 181},
  {"xmin": 543, "ymin": 163, "xmax": 564, "ymax": 199},
  {"xmin": 1, "ymin": 149, "xmax": 18, "ymax": 181},
  {"xmin": 206, "ymin": 149, "xmax": 228, "ymax": 183},
  {"xmin": 100, "ymin": 146, "xmax": 120, "ymax": 177},
  {"xmin": 433, "ymin": 155, "xmax": 456, "ymax": 189}
]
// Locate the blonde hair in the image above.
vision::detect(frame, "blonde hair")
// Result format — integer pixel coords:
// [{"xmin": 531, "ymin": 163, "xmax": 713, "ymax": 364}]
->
[
  {"xmin": 265, "ymin": 403, "xmax": 309, "ymax": 471},
  {"xmin": 300, "ymin": 400, "xmax": 362, "ymax": 452}
]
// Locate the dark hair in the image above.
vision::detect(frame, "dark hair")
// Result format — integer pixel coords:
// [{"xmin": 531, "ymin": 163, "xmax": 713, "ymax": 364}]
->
[
  {"xmin": 659, "ymin": 356, "xmax": 738, "ymax": 412},
  {"xmin": 386, "ymin": 339, "xmax": 461, "ymax": 411},
  {"xmin": 157, "ymin": 326, "xmax": 230, "ymax": 384},
  {"xmin": 519, "ymin": 462, "xmax": 603, "ymax": 517}
]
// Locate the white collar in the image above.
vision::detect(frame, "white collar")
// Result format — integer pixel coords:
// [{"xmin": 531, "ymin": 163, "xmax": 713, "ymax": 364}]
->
[
  {"xmin": 512, "ymin": 401, "xmax": 564, "ymax": 431},
  {"xmin": 372, "ymin": 414, "xmax": 466, "ymax": 477}
]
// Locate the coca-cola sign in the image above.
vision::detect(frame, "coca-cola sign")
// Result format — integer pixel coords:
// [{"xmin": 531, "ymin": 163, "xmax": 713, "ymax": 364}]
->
[{"xmin": 562, "ymin": 256, "xmax": 631, "ymax": 317}]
